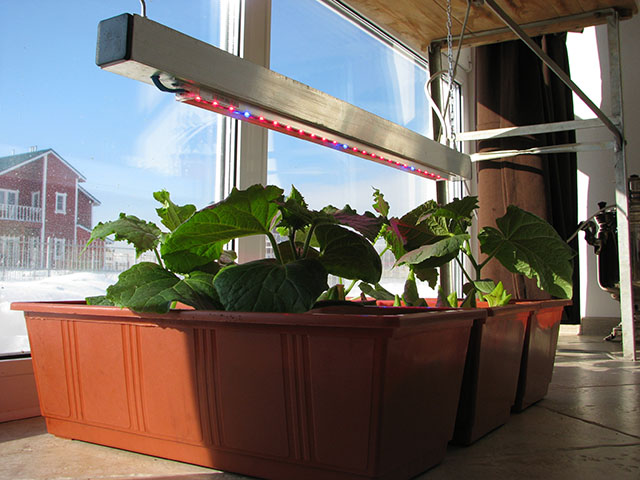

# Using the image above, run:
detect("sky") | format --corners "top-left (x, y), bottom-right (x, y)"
top-left (0, 0), bottom-right (437, 226)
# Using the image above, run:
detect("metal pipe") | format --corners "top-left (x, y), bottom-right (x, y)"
top-left (482, 0), bottom-right (624, 149)
top-left (607, 12), bottom-right (636, 360)
top-left (457, 118), bottom-right (606, 142)
top-left (470, 141), bottom-right (616, 162)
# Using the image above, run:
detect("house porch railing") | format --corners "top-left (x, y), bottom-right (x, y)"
top-left (0, 204), bottom-right (42, 223)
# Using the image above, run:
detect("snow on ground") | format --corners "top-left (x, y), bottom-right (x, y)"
top-left (0, 271), bottom-right (118, 355)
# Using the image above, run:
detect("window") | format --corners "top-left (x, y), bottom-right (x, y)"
top-left (270, 0), bottom-right (439, 296)
top-left (55, 193), bottom-right (67, 214)
top-left (0, 189), bottom-right (18, 206)
top-left (0, 1), bottom-right (226, 356)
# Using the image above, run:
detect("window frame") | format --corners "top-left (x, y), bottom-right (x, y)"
top-left (55, 192), bottom-right (67, 214)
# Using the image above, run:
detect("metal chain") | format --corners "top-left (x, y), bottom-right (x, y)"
top-left (446, 0), bottom-right (455, 141)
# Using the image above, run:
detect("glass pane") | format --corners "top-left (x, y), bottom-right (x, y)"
top-left (270, 0), bottom-right (438, 299)
top-left (0, 1), bottom-right (222, 355)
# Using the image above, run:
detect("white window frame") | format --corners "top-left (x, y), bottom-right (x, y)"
top-left (0, 188), bottom-right (18, 205)
top-left (31, 191), bottom-right (40, 208)
top-left (55, 192), bottom-right (67, 214)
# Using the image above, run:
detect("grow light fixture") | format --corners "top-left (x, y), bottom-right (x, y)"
top-left (96, 13), bottom-right (472, 180)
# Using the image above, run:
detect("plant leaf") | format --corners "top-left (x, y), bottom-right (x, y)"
top-left (473, 279), bottom-right (497, 294)
top-left (214, 258), bottom-right (328, 312)
top-left (277, 185), bottom-right (314, 231)
top-left (325, 205), bottom-right (382, 242)
top-left (434, 196), bottom-right (478, 221)
top-left (162, 185), bottom-right (284, 272)
top-left (85, 295), bottom-right (114, 306)
top-left (397, 234), bottom-right (469, 268)
top-left (480, 281), bottom-right (512, 307)
top-left (106, 262), bottom-right (183, 313)
top-left (315, 224), bottom-right (382, 284)
top-left (153, 190), bottom-right (196, 232)
top-left (86, 213), bottom-right (161, 256)
top-left (389, 217), bottom-right (445, 252)
top-left (372, 188), bottom-right (390, 218)
top-left (402, 270), bottom-right (427, 307)
top-left (412, 262), bottom-right (439, 288)
top-left (358, 282), bottom-right (395, 301)
top-left (104, 263), bottom-right (222, 313)
top-left (479, 205), bottom-right (574, 299)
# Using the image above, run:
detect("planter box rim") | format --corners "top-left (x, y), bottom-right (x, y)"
top-left (12, 300), bottom-right (486, 332)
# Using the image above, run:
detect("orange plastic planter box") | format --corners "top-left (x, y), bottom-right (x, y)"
top-left (512, 299), bottom-right (572, 412)
top-left (12, 301), bottom-right (485, 480)
top-left (451, 303), bottom-right (532, 445)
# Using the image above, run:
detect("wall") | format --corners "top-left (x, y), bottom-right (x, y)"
top-left (572, 13), bottom-right (640, 322)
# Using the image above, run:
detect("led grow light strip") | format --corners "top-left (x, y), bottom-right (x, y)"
top-left (177, 88), bottom-right (443, 180)
top-left (95, 13), bottom-right (473, 181)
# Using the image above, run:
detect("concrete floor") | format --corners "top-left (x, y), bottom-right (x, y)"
top-left (1, 326), bottom-right (639, 480)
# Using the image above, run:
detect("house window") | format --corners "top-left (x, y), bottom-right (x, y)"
top-left (0, 188), bottom-right (18, 206)
top-left (31, 191), bottom-right (40, 208)
top-left (55, 193), bottom-right (67, 214)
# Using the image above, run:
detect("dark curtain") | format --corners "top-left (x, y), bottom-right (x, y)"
top-left (475, 34), bottom-right (580, 323)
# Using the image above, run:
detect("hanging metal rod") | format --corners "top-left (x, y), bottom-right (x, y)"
top-left (480, 0), bottom-right (624, 149)
top-left (456, 118), bottom-right (607, 142)
top-left (95, 13), bottom-right (472, 181)
top-left (470, 141), bottom-right (616, 162)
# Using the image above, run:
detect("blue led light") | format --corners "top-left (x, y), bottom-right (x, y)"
top-left (244, 111), bottom-right (251, 118)
top-left (342, 144), bottom-right (348, 149)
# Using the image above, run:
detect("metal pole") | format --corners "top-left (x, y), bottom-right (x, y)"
top-left (482, 0), bottom-right (623, 148)
top-left (608, 13), bottom-right (636, 360)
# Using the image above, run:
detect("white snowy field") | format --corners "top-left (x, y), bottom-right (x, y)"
top-left (0, 271), bottom-right (119, 355)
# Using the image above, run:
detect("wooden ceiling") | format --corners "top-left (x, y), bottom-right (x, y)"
top-left (340, 0), bottom-right (638, 52)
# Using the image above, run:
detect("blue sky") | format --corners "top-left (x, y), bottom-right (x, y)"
top-left (1, 0), bottom-right (436, 226)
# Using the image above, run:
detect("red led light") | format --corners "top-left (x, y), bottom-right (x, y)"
top-left (352, 147), bottom-right (358, 151)
top-left (212, 101), bottom-right (219, 106)
top-left (259, 116), bottom-right (265, 121)
top-left (370, 153), bottom-right (376, 158)
top-left (310, 133), bottom-right (316, 138)
top-left (286, 125), bottom-right (292, 130)
top-left (332, 140), bottom-right (338, 145)
top-left (228, 106), bottom-right (235, 112)
top-left (299, 129), bottom-right (304, 134)
top-left (273, 120), bottom-right (279, 126)
top-left (195, 96), bottom-right (202, 102)
top-left (322, 137), bottom-right (327, 141)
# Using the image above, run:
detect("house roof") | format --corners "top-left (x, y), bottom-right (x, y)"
top-left (78, 185), bottom-right (101, 206)
top-left (0, 148), bottom-right (87, 181)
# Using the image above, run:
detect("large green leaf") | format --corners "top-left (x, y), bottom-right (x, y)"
top-left (434, 196), bottom-right (478, 221)
top-left (397, 234), bottom-right (469, 268)
top-left (153, 190), bottom-right (196, 232)
top-left (214, 258), bottom-right (328, 312)
top-left (162, 185), bottom-right (284, 272)
top-left (389, 217), bottom-right (445, 252)
top-left (86, 213), bottom-right (161, 256)
top-left (105, 262), bottom-right (222, 313)
top-left (315, 224), bottom-right (382, 284)
top-left (478, 205), bottom-right (574, 299)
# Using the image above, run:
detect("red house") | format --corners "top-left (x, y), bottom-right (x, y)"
top-left (0, 148), bottom-right (100, 267)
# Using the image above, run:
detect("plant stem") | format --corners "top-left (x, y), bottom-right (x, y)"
top-left (153, 248), bottom-right (164, 268)
top-left (455, 256), bottom-right (474, 284)
top-left (266, 231), bottom-right (284, 264)
top-left (302, 223), bottom-right (317, 258)
top-left (344, 278), bottom-right (358, 296)
top-left (288, 229), bottom-right (298, 260)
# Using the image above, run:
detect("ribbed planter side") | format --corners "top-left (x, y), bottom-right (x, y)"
top-left (513, 299), bottom-right (572, 412)
top-left (13, 301), bottom-right (485, 480)
top-left (452, 303), bottom-right (532, 445)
